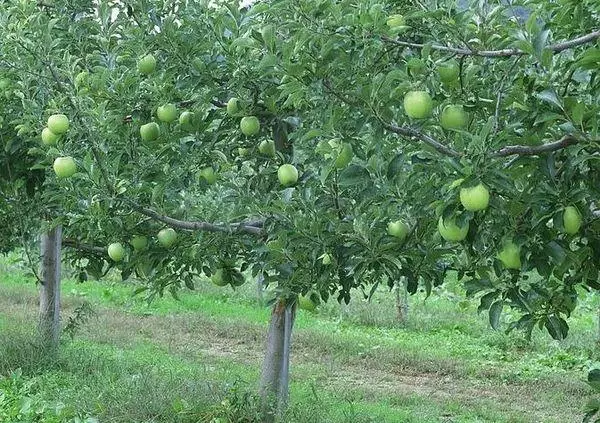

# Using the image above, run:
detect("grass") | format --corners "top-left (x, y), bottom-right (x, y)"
top-left (1, 254), bottom-right (599, 422)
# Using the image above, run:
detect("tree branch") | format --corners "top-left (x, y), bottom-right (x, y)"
top-left (132, 204), bottom-right (264, 236)
top-left (381, 30), bottom-right (600, 57)
top-left (490, 135), bottom-right (579, 157)
top-left (63, 238), bottom-right (106, 255)
top-left (382, 122), bottom-right (463, 158)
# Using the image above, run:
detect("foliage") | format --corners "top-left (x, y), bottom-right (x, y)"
top-left (1, 0), bottom-right (600, 340)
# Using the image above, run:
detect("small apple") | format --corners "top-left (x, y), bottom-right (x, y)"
top-left (200, 166), bottom-right (217, 184)
top-left (238, 147), bottom-right (250, 157)
top-left (438, 216), bottom-right (469, 242)
top-left (0, 78), bottom-right (10, 90)
top-left (438, 59), bottom-right (460, 84)
top-left (387, 220), bottom-right (409, 240)
top-left (440, 105), bottom-right (467, 130)
top-left (157, 103), bottom-right (178, 123)
top-left (278, 164), bottom-right (298, 186)
top-left (460, 184), bottom-right (489, 211)
top-left (259, 140), bottom-right (276, 157)
top-left (130, 235), bottom-right (148, 251)
top-left (240, 116), bottom-right (260, 136)
top-left (53, 156), bottom-right (77, 179)
top-left (211, 268), bottom-right (229, 287)
top-left (497, 241), bottom-right (521, 270)
top-left (334, 143), bottom-right (353, 169)
top-left (140, 122), bottom-right (160, 142)
top-left (298, 294), bottom-right (317, 312)
top-left (41, 127), bottom-right (60, 146)
top-left (47, 114), bottom-right (69, 134)
top-left (157, 228), bottom-right (177, 247)
top-left (107, 242), bottom-right (126, 262)
top-left (563, 206), bottom-right (582, 235)
top-left (404, 91), bottom-right (433, 119)
top-left (226, 98), bottom-right (239, 116)
top-left (137, 54), bottom-right (156, 75)
top-left (179, 111), bottom-right (194, 129)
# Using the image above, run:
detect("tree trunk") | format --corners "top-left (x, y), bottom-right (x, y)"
top-left (39, 225), bottom-right (62, 348)
top-left (395, 279), bottom-right (408, 323)
top-left (259, 299), bottom-right (296, 422)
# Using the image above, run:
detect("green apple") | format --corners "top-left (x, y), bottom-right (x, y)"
top-left (137, 54), bottom-right (156, 75)
top-left (460, 184), bottom-right (489, 211)
top-left (387, 220), bottom-right (409, 240)
top-left (200, 166), bottom-right (217, 184)
top-left (278, 164), bottom-right (298, 186)
top-left (298, 295), bottom-right (316, 312)
top-left (240, 116), bottom-right (260, 136)
top-left (334, 143), bottom-right (353, 169)
top-left (130, 235), bottom-right (148, 251)
top-left (53, 156), bottom-right (77, 178)
top-left (41, 127), bottom-right (60, 146)
top-left (0, 78), bottom-right (10, 90)
top-left (140, 122), bottom-right (160, 142)
top-left (74, 71), bottom-right (88, 88)
top-left (563, 206), bottom-right (582, 235)
top-left (107, 242), bottom-right (126, 262)
top-left (259, 140), bottom-right (276, 156)
top-left (404, 91), bottom-right (433, 119)
top-left (226, 98), bottom-right (239, 116)
top-left (438, 59), bottom-right (460, 84)
top-left (157, 103), bottom-right (178, 123)
top-left (497, 241), bottom-right (521, 270)
top-left (47, 114), bottom-right (69, 134)
top-left (157, 228), bottom-right (177, 247)
top-left (238, 147), bottom-right (250, 157)
top-left (438, 216), bottom-right (469, 242)
top-left (179, 111), bottom-right (194, 129)
top-left (211, 268), bottom-right (229, 287)
top-left (440, 105), bottom-right (467, 130)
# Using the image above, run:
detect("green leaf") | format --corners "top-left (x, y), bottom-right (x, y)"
top-left (489, 300), bottom-right (503, 330)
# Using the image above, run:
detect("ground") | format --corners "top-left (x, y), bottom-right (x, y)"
top-left (0, 255), bottom-right (598, 422)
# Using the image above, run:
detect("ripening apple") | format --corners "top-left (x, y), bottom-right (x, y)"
top-left (107, 242), bottom-right (126, 262)
top-left (226, 98), bottom-right (239, 116)
top-left (157, 228), bottom-right (177, 247)
top-left (298, 294), bottom-right (317, 312)
top-left (278, 164), bottom-right (298, 186)
top-left (130, 235), bottom-right (148, 251)
top-left (438, 59), bottom-right (460, 84)
top-left (563, 206), bottom-right (582, 235)
top-left (404, 91), bottom-right (433, 119)
top-left (53, 156), bottom-right (77, 179)
top-left (200, 166), bottom-right (217, 184)
top-left (438, 216), bottom-right (469, 242)
top-left (140, 122), bottom-right (160, 142)
top-left (240, 116), bottom-right (260, 136)
top-left (137, 54), bottom-right (156, 75)
top-left (497, 241), bottom-right (521, 270)
top-left (179, 111), bottom-right (194, 130)
top-left (41, 127), bottom-right (60, 146)
top-left (335, 143), bottom-right (353, 169)
top-left (211, 268), bottom-right (229, 287)
top-left (157, 104), bottom-right (178, 123)
top-left (259, 140), bottom-right (276, 156)
top-left (440, 105), bottom-right (467, 130)
top-left (47, 114), bottom-right (69, 134)
top-left (460, 184), bottom-right (489, 211)
top-left (387, 220), bottom-right (409, 241)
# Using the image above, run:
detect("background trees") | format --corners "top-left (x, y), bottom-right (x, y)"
top-left (1, 0), bottom-right (600, 418)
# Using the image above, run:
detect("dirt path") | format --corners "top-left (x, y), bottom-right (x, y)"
top-left (0, 286), bottom-right (586, 422)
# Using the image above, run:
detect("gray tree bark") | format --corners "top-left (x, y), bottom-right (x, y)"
top-left (259, 299), bottom-right (296, 422)
top-left (395, 279), bottom-right (409, 323)
top-left (39, 225), bottom-right (62, 348)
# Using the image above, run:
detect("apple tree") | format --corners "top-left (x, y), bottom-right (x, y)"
top-left (2, 0), bottom-right (600, 419)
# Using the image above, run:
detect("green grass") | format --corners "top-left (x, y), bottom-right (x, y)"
top-left (1, 256), bottom-right (598, 422)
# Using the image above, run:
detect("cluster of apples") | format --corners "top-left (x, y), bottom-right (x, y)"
top-left (40, 114), bottom-right (79, 179)
top-left (106, 228), bottom-right (178, 262)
